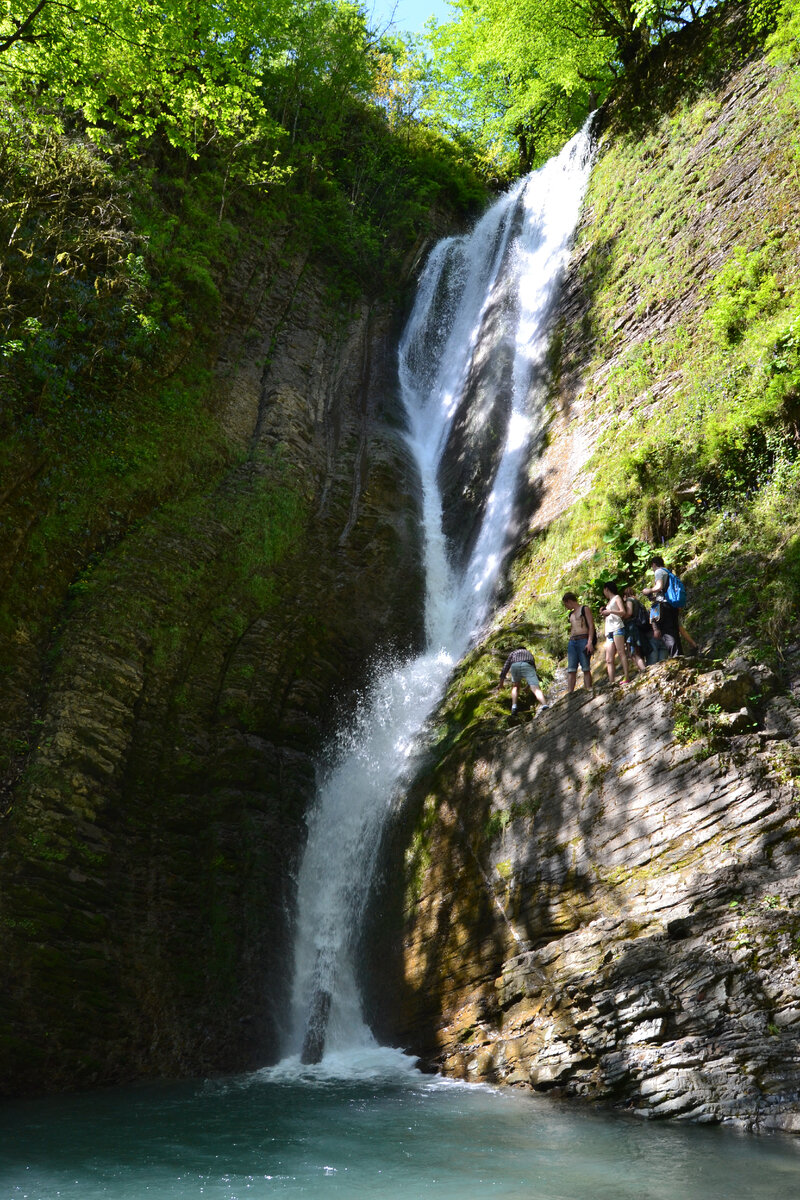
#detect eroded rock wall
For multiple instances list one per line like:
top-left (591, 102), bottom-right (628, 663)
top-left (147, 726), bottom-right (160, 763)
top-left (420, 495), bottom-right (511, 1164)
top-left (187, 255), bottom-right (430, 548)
top-left (0, 246), bottom-right (424, 1094)
top-left (378, 661), bottom-right (800, 1132)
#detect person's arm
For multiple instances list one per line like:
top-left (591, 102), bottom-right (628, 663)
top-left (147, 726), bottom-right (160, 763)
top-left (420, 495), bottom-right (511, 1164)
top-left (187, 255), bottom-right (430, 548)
top-left (498, 654), bottom-right (511, 688)
top-left (585, 606), bottom-right (596, 647)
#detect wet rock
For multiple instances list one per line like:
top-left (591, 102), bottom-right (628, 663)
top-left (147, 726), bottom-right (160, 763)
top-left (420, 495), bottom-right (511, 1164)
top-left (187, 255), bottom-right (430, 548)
top-left (437, 205), bottom-right (522, 569)
top-left (0, 255), bottom-right (425, 1097)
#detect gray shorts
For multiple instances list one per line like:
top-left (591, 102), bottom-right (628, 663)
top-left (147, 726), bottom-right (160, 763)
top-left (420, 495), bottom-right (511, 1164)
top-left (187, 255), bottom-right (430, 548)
top-left (510, 661), bottom-right (540, 690)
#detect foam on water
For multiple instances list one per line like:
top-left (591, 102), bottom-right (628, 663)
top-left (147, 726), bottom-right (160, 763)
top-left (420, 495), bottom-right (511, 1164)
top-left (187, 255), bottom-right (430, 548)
top-left (257, 1044), bottom-right (425, 1086)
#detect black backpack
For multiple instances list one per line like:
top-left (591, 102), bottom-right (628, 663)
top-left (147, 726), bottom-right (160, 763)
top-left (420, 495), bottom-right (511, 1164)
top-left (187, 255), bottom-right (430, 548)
top-left (630, 597), bottom-right (650, 629)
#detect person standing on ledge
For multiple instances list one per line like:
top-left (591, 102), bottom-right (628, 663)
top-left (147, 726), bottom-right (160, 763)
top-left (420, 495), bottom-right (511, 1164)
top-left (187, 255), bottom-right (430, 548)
top-left (562, 592), bottom-right (596, 693)
top-left (498, 647), bottom-right (550, 717)
top-left (643, 555), bottom-right (683, 658)
top-left (599, 581), bottom-right (630, 684)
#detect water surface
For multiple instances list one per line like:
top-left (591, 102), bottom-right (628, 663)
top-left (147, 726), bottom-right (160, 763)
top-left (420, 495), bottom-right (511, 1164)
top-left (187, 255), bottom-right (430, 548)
top-left (3, 1050), bottom-right (799, 1199)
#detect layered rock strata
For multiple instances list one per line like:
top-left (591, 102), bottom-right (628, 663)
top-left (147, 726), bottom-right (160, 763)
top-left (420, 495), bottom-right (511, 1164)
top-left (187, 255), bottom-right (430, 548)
top-left (0, 248), bottom-right (424, 1095)
top-left (379, 659), bottom-right (800, 1132)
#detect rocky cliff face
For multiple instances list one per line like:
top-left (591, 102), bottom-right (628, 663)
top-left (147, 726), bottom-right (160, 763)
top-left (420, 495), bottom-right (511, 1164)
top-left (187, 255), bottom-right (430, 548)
top-left (362, 13), bottom-right (800, 1132)
top-left (0, 239), bottom-right (424, 1094)
top-left (372, 658), bottom-right (800, 1132)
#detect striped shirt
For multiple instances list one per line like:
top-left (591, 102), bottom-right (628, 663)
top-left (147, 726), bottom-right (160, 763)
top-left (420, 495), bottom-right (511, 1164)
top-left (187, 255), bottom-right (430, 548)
top-left (499, 648), bottom-right (536, 686)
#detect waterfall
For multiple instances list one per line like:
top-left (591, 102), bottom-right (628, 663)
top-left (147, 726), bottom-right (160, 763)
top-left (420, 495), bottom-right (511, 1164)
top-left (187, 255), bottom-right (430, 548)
top-left (284, 122), bottom-right (595, 1067)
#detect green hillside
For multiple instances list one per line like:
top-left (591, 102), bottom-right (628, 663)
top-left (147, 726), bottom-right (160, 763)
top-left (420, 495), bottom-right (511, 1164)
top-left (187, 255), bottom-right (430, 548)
top-left (508, 6), bottom-right (800, 673)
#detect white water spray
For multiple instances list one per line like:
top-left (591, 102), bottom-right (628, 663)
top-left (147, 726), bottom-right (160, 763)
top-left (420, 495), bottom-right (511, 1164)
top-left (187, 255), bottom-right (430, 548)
top-left (284, 123), bottom-right (595, 1067)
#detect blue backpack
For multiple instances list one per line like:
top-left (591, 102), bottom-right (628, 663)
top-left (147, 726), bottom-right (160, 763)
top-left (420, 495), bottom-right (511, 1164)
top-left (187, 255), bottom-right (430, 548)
top-left (664, 570), bottom-right (687, 608)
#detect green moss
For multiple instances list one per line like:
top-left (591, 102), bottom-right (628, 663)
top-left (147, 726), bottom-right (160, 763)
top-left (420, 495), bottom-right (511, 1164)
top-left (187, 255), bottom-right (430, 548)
top-left (596, 840), bottom-right (707, 891)
top-left (0, 81), bottom-right (485, 803)
top-left (502, 49), bottom-right (800, 664)
top-left (404, 794), bottom-right (438, 903)
top-left (582, 761), bottom-right (612, 796)
top-left (767, 744), bottom-right (800, 799)
top-left (484, 794), bottom-right (543, 840)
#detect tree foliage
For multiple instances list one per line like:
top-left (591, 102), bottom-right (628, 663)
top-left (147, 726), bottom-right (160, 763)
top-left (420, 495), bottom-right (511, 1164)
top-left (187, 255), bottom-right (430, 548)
top-left (0, 0), bottom-right (376, 153)
top-left (417, 0), bottom-right (725, 173)
top-left (761, 0), bottom-right (800, 61)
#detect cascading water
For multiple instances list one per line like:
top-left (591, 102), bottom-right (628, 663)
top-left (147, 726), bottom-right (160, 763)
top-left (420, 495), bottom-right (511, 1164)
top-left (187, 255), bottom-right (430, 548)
top-left (285, 121), bottom-right (595, 1067)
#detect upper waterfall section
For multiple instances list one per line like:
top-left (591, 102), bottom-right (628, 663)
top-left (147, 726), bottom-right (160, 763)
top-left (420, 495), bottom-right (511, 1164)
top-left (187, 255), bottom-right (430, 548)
top-left (400, 122), bottom-right (596, 575)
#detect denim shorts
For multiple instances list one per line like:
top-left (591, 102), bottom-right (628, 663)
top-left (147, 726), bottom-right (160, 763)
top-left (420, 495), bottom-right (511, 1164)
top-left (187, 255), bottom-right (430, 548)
top-left (567, 636), bottom-right (591, 673)
top-left (510, 661), bottom-right (540, 689)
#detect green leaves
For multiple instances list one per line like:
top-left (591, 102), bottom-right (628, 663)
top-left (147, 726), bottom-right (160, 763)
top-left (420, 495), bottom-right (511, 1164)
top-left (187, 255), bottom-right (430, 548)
top-left (705, 244), bottom-right (782, 346)
top-left (587, 522), bottom-right (655, 604)
top-left (419, 0), bottom-right (611, 172)
top-left (411, 0), bottom-right (725, 172)
top-left (0, 1), bottom-right (374, 155)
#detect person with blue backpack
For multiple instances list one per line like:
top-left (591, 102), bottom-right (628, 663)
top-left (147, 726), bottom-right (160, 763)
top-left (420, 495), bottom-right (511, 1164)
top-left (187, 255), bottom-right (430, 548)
top-left (643, 555), bottom-right (685, 657)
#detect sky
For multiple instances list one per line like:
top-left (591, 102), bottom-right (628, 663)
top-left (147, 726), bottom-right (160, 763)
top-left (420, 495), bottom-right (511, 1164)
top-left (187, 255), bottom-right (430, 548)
top-left (365, 0), bottom-right (452, 36)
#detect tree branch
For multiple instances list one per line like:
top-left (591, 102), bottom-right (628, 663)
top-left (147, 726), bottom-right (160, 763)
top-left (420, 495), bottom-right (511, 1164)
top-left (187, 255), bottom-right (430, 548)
top-left (0, 0), bottom-right (51, 56)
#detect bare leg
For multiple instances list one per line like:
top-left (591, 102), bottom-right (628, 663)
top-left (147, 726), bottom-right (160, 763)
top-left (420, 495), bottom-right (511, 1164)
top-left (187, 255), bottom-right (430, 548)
top-left (567, 670), bottom-right (577, 694)
top-left (630, 643), bottom-right (647, 672)
top-left (532, 686), bottom-right (547, 706)
top-left (614, 632), bottom-right (630, 682)
top-left (582, 669), bottom-right (593, 691)
top-left (605, 639), bottom-right (615, 683)
top-left (511, 683), bottom-right (520, 711)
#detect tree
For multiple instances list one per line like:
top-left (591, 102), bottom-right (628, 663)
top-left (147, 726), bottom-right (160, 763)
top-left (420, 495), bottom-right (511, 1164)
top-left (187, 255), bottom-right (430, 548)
top-left (372, 34), bottom-right (431, 135)
top-left (417, 0), bottom-right (723, 173)
top-left (0, 1), bottom-right (376, 154)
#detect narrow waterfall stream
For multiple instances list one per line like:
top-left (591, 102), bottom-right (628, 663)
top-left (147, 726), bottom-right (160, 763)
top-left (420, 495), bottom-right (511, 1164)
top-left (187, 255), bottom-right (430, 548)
top-left (286, 123), bottom-right (595, 1067)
